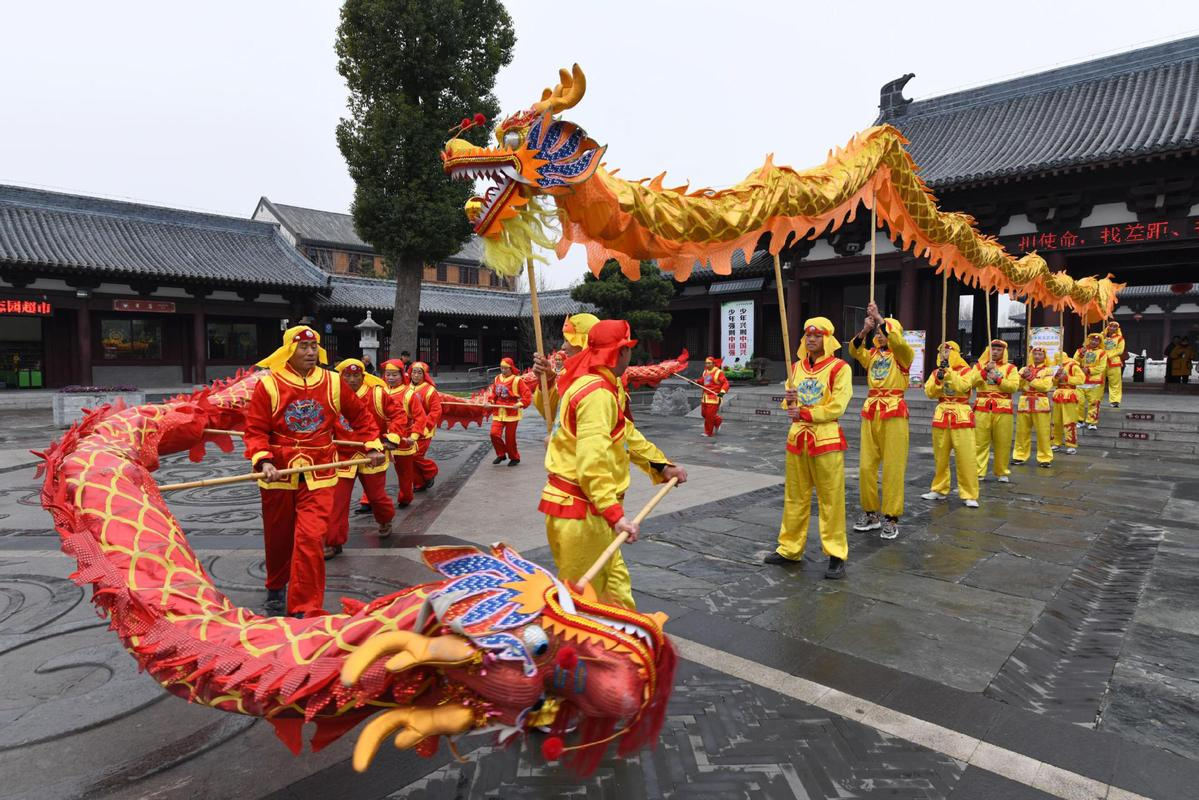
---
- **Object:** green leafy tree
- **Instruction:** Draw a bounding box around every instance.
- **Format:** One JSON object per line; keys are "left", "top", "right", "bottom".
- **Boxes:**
{"left": 336, "top": 0, "right": 515, "bottom": 358}
{"left": 571, "top": 261, "right": 675, "bottom": 362}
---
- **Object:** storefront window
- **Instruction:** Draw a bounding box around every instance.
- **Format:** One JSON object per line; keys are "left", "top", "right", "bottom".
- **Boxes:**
{"left": 463, "top": 337, "right": 479, "bottom": 364}
{"left": 100, "top": 318, "right": 162, "bottom": 360}
{"left": 207, "top": 322, "right": 258, "bottom": 362}
{"left": 419, "top": 337, "right": 432, "bottom": 362}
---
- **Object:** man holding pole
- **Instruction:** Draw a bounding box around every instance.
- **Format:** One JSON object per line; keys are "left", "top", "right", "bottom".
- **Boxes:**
{"left": 1012, "top": 346, "right": 1055, "bottom": 467}
{"left": 973, "top": 340, "right": 1020, "bottom": 483}
{"left": 379, "top": 359, "right": 426, "bottom": 507}
{"left": 1102, "top": 320, "right": 1126, "bottom": 407}
{"left": 766, "top": 318, "right": 852, "bottom": 579}
{"left": 531, "top": 313, "right": 600, "bottom": 422}
{"left": 922, "top": 341, "right": 982, "bottom": 508}
{"left": 487, "top": 357, "right": 532, "bottom": 465}
{"left": 699, "top": 356, "right": 730, "bottom": 437}
{"left": 244, "top": 326, "right": 386, "bottom": 618}
{"left": 539, "top": 319, "right": 687, "bottom": 608}
{"left": 1075, "top": 333, "right": 1109, "bottom": 430}
{"left": 848, "top": 302, "right": 913, "bottom": 540}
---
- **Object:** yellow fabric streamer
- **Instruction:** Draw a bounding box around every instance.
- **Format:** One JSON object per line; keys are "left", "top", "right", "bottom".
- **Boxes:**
{"left": 799, "top": 317, "right": 841, "bottom": 359}
{"left": 563, "top": 313, "right": 600, "bottom": 349}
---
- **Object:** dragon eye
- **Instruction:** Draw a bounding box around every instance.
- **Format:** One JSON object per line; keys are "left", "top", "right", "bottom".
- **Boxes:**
{"left": 522, "top": 625, "right": 549, "bottom": 656}
{"left": 503, "top": 130, "right": 522, "bottom": 150}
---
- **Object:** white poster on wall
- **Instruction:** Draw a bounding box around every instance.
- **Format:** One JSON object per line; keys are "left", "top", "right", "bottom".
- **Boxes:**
{"left": 1031, "top": 326, "right": 1063, "bottom": 363}
{"left": 720, "top": 300, "right": 754, "bottom": 368}
{"left": 904, "top": 330, "right": 927, "bottom": 386}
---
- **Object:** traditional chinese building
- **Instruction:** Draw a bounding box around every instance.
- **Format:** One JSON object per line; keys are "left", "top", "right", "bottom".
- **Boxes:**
{"left": 251, "top": 197, "right": 513, "bottom": 290}
{"left": 664, "top": 36, "right": 1199, "bottom": 374}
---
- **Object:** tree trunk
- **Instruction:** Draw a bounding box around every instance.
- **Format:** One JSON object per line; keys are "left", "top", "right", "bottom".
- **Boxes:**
{"left": 389, "top": 253, "right": 423, "bottom": 361}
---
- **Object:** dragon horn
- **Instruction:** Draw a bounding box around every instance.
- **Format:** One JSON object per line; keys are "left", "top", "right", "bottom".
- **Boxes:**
{"left": 534, "top": 63, "right": 586, "bottom": 115}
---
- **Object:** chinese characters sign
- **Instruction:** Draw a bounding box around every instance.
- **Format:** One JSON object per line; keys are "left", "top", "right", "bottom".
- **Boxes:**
{"left": 0, "top": 299, "right": 51, "bottom": 315}
{"left": 720, "top": 300, "right": 754, "bottom": 365}
{"left": 1002, "top": 216, "right": 1199, "bottom": 254}
{"left": 903, "top": 330, "right": 926, "bottom": 386}
{"left": 113, "top": 299, "right": 176, "bottom": 313}
{"left": 1031, "top": 326, "right": 1062, "bottom": 363}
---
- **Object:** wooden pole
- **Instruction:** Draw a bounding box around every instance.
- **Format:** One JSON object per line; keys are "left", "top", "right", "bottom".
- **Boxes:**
{"left": 439, "top": 400, "right": 506, "bottom": 410}
{"left": 1026, "top": 294, "right": 1033, "bottom": 363}
{"left": 671, "top": 374, "right": 720, "bottom": 396}
{"left": 526, "top": 258, "right": 554, "bottom": 437}
{"left": 869, "top": 203, "right": 877, "bottom": 306}
{"left": 941, "top": 272, "right": 948, "bottom": 344}
{"left": 772, "top": 252, "right": 794, "bottom": 388}
{"left": 159, "top": 457, "right": 373, "bottom": 492}
{"left": 985, "top": 289, "right": 992, "bottom": 344}
{"left": 202, "top": 428, "right": 379, "bottom": 449}
{"left": 577, "top": 477, "right": 678, "bottom": 590}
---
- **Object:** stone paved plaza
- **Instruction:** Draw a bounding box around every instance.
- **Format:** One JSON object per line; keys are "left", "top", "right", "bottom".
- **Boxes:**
{"left": 2, "top": 399, "right": 1199, "bottom": 800}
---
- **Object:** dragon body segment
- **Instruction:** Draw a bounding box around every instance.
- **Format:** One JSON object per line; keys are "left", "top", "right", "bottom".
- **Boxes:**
{"left": 443, "top": 65, "right": 1121, "bottom": 321}
{"left": 37, "top": 371, "right": 675, "bottom": 774}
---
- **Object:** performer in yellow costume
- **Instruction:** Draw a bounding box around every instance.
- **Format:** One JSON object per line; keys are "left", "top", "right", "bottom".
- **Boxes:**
{"left": 1012, "top": 346, "right": 1055, "bottom": 467}
{"left": 538, "top": 319, "right": 687, "bottom": 608}
{"left": 1051, "top": 351, "right": 1084, "bottom": 455}
{"left": 848, "top": 302, "right": 912, "bottom": 540}
{"left": 973, "top": 339, "right": 1020, "bottom": 484}
{"left": 1102, "top": 320, "right": 1126, "bottom": 407}
{"left": 922, "top": 341, "right": 982, "bottom": 507}
{"left": 1075, "top": 333, "right": 1109, "bottom": 430}
{"left": 766, "top": 318, "right": 852, "bottom": 579}
{"left": 532, "top": 313, "right": 600, "bottom": 421}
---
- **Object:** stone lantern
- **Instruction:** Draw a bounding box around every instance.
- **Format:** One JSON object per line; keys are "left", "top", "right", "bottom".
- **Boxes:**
{"left": 356, "top": 311, "right": 383, "bottom": 366}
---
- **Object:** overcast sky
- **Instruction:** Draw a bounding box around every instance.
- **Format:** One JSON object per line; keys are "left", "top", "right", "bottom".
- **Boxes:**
{"left": 1, "top": 1, "right": 1194, "bottom": 289}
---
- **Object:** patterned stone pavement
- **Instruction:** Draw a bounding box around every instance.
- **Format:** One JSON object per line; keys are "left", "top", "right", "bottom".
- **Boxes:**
{"left": 3, "top": 406, "right": 1199, "bottom": 799}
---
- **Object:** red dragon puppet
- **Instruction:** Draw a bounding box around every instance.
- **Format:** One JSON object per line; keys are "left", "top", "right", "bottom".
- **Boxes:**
{"left": 36, "top": 371, "right": 675, "bottom": 775}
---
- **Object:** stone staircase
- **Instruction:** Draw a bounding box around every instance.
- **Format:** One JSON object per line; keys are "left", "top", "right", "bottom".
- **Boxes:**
{"left": 667, "top": 382, "right": 1199, "bottom": 456}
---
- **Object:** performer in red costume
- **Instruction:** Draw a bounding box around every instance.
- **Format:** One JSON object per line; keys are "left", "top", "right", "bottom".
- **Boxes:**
{"left": 326, "top": 359, "right": 407, "bottom": 559}
{"left": 380, "top": 359, "right": 425, "bottom": 507}
{"left": 487, "top": 357, "right": 531, "bottom": 466}
{"left": 409, "top": 361, "right": 442, "bottom": 492}
{"left": 699, "top": 356, "right": 730, "bottom": 436}
{"left": 244, "top": 326, "right": 385, "bottom": 617}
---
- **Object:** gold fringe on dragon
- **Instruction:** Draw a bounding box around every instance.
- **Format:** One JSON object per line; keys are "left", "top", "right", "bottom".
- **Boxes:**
{"left": 443, "top": 64, "right": 1121, "bottom": 321}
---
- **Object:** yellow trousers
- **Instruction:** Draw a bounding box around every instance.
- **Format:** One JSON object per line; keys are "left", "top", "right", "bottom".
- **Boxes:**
{"left": 1080, "top": 385, "right": 1103, "bottom": 425}
{"left": 776, "top": 450, "right": 847, "bottom": 561}
{"left": 1051, "top": 398, "right": 1080, "bottom": 447}
{"left": 974, "top": 411, "right": 1014, "bottom": 479}
{"left": 1014, "top": 412, "right": 1053, "bottom": 464}
{"left": 859, "top": 415, "right": 909, "bottom": 518}
{"left": 931, "top": 427, "right": 979, "bottom": 500}
{"left": 1105, "top": 366, "right": 1123, "bottom": 404}
{"left": 546, "top": 513, "right": 635, "bottom": 609}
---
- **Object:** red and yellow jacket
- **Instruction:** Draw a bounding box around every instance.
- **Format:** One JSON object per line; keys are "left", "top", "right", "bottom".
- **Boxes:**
{"left": 244, "top": 364, "right": 382, "bottom": 490}
{"left": 412, "top": 382, "right": 442, "bottom": 439}
{"left": 782, "top": 355, "right": 852, "bottom": 456}
{"left": 1017, "top": 363, "right": 1055, "bottom": 413}
{"left": 1074, "top": 346, "right": 1110, "bottom": 385}
{"left": 540, "top": 367, "right": 671, "bottom": 528}
{"left": 1103, "top": 324, "right": 1126, "bottom": 368}
{"left": 1052, "top": 354, "right": 1085, "bottom": 405}
{"left": 848, "top": 319, "right": 913, "bottom": 420}
{"left": 699, "top": 367, "right": 730, "bottom": 405}
{"left": 487, "top": 372, "right": 532, "bottom": 422}
{"left": 335, "top": 384, "right": 411, "bottom": 477}
{"left": 383, "top": 384, "right": 425, "bottom": 456}
{"left": 973, "top": 341, "right": 1020, "bottom": 414}
{"left": 924, "top": 343, "right": 981, "bottom": 429}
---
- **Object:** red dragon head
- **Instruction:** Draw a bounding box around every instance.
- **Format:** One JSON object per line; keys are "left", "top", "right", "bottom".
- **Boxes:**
{"left": 442, "top": 64, "right": 605, "bottom": 252}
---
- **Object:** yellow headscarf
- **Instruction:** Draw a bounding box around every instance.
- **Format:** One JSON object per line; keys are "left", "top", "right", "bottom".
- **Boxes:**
{"left": 978, "top": 339, "right": 1009, "bottom": 367}
{"left": 335, "top": 358, "right": 386, "bottom": 388}
{"left": 256, "top": 325, "right": 328, "bottom": 372}
{"left": 873, "top": 317, "right": 904, "bottom": 346}
{"left": 799, "top": 317, "right": 841, "bottom": 359}
{"left": 937, "top": 340, "right": 967, "bottom": 369}
{"left": 1055, "top": 350, "right": 1076, "bottom": 365}
{"left": 562, "top": 313, "right": 600, "bottom": 349}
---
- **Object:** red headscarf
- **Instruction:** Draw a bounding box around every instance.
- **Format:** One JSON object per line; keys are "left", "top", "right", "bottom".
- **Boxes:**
{"left": 705, "top": 356, "right": 723, "bottom": 369}
{"left": 558, "top": 319, "right": 637, "bottom": 393}
{"left": 381, "top": 358, "right": 408, "bottom": 384}
{"left": 499, "top": 357, "right": 517, "bottom": 372}
{"left": 409, "top": 360, "right": 435, "bottom": 387}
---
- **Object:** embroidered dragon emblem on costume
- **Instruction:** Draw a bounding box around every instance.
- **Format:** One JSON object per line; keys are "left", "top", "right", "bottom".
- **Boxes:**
{"left": 37, "top": 371, "right": 676, "bottom": 776}
{"left": 442, "top": 65, "right": 1121, "bottom": 321}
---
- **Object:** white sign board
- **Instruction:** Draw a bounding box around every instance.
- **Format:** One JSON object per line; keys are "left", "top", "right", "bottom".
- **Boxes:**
{"left": 904, "top": 329, "right": 926, "bottom": 386}
{"left": 1031, "top": 326, "right": 1063, "bottom": 363}
{"left": 721, "top": 300, "right": 754, "bottom": 366}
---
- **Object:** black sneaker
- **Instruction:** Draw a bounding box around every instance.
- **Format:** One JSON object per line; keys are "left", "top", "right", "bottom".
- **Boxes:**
{"left": 1111, "top": 402, "right": 1120, "bottom": 408}
{"left": 264, "top": 588, "right": 286, "bottom": 617}
{"left": 1010, "top": 459, "right": 1026, "bottom": 465}
{"left": 493, "top": 456, "right": 507, "bottom": 465}
{"left": 508, "top": 458, "right": 521, "bottom": 467}
{"left": 415, "top": 477, "right": 435, "bottom": 492}
{"left": 824, "top": 556, "right": 846, "bottom": 580}
{"left": 1038, "top": 462, "right": 1051, "bottom": 469}
{"left": 354, "top": 504, "right": 373, "bottom": 515}
{"left": 764, "top": 552, "right": 802, "bottom": 565}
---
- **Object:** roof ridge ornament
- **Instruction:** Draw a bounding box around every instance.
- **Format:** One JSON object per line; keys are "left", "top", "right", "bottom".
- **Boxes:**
{"left": 880, "top": 73, "right": 915, "bottom": 118}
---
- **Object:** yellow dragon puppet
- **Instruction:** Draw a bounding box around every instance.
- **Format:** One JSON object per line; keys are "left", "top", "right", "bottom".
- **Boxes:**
{"left": 443, "top": 64, "right": 1120, "bottom": 321}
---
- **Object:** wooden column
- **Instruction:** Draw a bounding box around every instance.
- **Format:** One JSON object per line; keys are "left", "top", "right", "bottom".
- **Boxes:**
{"left": 192, "top": 307, "right": 207, "bottom": 384}
{"left": 898, "top": 258, "right": 917, "bottom": 326}
{"left": 708, "top": 298, "right": 721, "bottom": 358}
{"left": 786, "top": 262, "right": 802, "bottom": 359}
{"left": 76, "top": 303, "right": 92, "bottom": 385}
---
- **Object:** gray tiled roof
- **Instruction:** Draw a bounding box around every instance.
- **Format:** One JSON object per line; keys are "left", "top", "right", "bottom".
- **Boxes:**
{"left": 879, "top": 37, "right": 1199, "bottom": 187}
{"left": 0, "top": 184, "right": 329, "bottom": 290}
{"left": 689, "top": 249, "right": 774, "bottom": 282}
{"left": 321, "top": 275, "right": 594, "bottom": 318}
{"left": 1118, "top": 284, "right": 1199, "bottom": 297}
{"left": 259, "top": 198, "right": 483, "bottom": 263}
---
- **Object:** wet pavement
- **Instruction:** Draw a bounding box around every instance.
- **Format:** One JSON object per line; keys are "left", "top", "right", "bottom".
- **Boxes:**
{"left": 2, "top": 406, "right": 1199, "bottom": 798}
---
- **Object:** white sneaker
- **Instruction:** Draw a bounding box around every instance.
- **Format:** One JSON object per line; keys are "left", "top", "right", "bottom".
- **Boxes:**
{"left": 964, "top": 499, "right": 980, "bottom": 508}
{"left": 1066, "top": 448, "right": 1077, "bottom": 455}
{"left": 1051, "top": 445, "right": 1060, "bottom": 452}
{"left": 853, "top": 512, "right": 882, "bottom": 532}
{"left": 979, "top": 475, "right": 989, "bottom": 482}
{"left": 1087, "top": 424, "right": 1098, "bottom": 431}
{"left": 997, "top": 476, "right": 1010, "bottom": 483}
{"left": 921, "top": 491, "right": 948, "bottom": 501}
{"left": 880, "top": 518, "right": 899, "bottom": 540}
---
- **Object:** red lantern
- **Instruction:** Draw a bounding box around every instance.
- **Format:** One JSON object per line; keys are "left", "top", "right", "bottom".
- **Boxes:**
{"left": 1133, "top": 313, "right": 1144, "bottom": 322}
{"left": 1170, "top": 283, "right": 1193, "bottom": 295}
